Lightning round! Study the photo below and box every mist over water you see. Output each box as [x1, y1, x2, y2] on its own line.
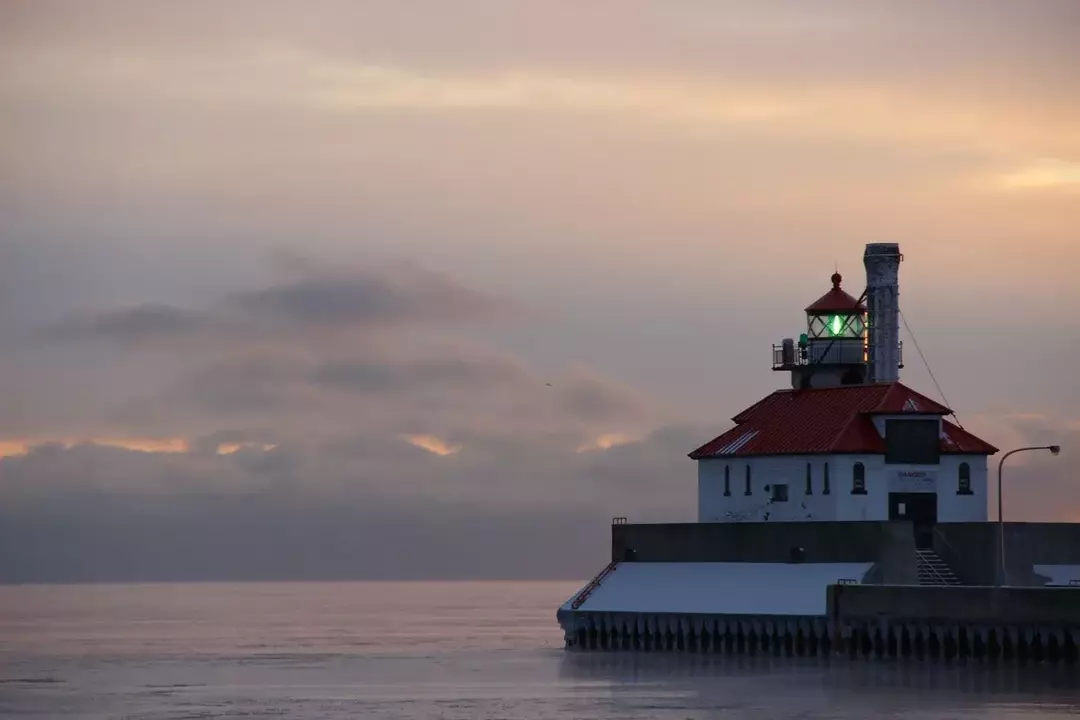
[1, 581, 1078, 719]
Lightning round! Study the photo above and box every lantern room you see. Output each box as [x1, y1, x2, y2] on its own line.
[805, 273, 866, 341]
[773, 272, 870, 389]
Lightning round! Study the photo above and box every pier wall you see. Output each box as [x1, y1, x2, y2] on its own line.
[827, 584, 1080, 625]
[934, 522, 1080, 586]
[611, 520, 1080, 586]
[611, 521, 917, 584]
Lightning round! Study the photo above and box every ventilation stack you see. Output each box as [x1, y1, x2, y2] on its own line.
[863, 243, 902, 384]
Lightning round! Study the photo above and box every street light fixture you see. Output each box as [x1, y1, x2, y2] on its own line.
[997, 445, 1062, 586]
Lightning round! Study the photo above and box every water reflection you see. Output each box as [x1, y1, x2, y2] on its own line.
[558, 652, 1080, 717]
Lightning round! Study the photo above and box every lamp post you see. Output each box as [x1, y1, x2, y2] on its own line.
[997, 445, 1061, 586]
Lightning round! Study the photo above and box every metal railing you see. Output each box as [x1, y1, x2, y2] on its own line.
[933, 527, 959, 558]
[915, 549, 955, 586]
[772, 341, 903, 370]
[570, 561, 618, 610]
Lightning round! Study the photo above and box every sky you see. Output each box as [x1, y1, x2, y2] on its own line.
[1, 0, 1078, 582]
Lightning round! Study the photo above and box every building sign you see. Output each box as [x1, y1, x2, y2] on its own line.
[888, 469, 938, 493]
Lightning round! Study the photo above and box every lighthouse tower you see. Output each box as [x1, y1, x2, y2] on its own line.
[773, 272, 869, 389]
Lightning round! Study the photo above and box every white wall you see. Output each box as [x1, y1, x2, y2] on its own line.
[698, 454, 988, 523]
[698, 456, 838, 523]
[832, 454, 988, 522]
[938, 455, 989, 522]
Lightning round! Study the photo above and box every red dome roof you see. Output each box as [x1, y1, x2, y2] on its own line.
[804, 272, 866, 314]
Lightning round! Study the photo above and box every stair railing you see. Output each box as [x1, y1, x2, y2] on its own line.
[916, 550, 952, 586]
[570, 561, 618, 610]
[933, 527, 959, 556]
[932, 528, 965, 581]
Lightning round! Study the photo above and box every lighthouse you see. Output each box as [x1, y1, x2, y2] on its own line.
[691, 243, 996, 532]
[557, 242, 1080, 660]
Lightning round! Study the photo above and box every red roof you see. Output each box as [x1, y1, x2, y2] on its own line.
[805, 272, 866, 314]
[689, 382, 998, 459]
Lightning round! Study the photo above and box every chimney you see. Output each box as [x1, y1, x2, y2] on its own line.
[863, 243, 902, 383]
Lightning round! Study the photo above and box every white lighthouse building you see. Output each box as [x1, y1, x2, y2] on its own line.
[689, 243, 997, 546]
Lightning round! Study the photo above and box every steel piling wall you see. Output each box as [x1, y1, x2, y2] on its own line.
[558, 585, 1080, 663]
[558, 610, 1080, 662]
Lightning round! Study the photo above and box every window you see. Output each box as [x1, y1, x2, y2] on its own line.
[852, 462, 867, 494]
[823, 462, 830, 495]
[771, 483, 789, 502]
[957, 462, 972, 495]
[885, 419, 941, 465]
[723, 465, 731, 496]
[805, 463, 813, 495]
[745, 465, 752, 496]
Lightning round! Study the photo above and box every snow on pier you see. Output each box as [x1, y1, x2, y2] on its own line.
[561, 562, 873, 616]
[1035, 565, 1080, 586]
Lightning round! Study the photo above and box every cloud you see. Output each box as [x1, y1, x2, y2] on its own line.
[0, 436, 191, 458]
[6, 16, 1078, 183]
[225, 263, 503, 327]
[46, 262, 506, 345]
[0, 423, 701, 582]
[555, 369, 655, 426]
[8, 255, 672, 502]
[309, 62, 809, 124]
[36, 259, 664, 458]
[311, 354, 529, 396]
[577, 433, 637, 453]
[404, 434, 461, 456]
[44, 304, 209, 345]
[9, 27, 1079, 174]
[996, 159, 1080, 191]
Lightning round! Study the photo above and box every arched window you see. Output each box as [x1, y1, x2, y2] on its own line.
[958, 462, 972, 495]
[805, 462, 813, 495]
[852, 462, 866, 494]
[823, 462, 830, 495]
[723, 465, 731, 496]
[745, 465, 752, 496]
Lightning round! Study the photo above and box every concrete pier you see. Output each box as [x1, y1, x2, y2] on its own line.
[827, 584, 1080, 663]
[559, 585, 1080, 663]
[560, 521, 1080, 663]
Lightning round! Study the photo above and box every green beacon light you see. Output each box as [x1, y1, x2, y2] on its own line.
[830, 315, 844, 336]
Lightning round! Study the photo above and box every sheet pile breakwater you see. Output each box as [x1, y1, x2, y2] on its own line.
[558, 585, 1080, 663]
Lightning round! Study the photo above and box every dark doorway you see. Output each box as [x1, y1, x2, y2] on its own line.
[889, 492, 938, 549]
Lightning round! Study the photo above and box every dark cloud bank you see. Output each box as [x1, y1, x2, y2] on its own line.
[0, 425, 702, 583]
[3, 260, 699, 583]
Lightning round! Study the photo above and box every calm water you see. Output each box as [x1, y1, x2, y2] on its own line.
[1, 582, 1078, 719]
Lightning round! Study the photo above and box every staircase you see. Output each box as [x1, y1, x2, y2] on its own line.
[916, 549, 961, 586]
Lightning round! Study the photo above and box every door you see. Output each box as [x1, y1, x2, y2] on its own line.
[889, 492, 938, 549]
